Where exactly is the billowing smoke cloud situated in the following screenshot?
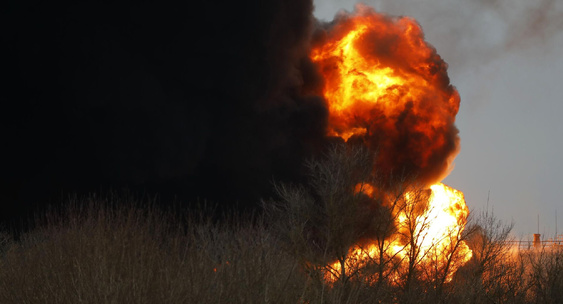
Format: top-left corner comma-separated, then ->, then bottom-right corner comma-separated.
1,0 -> 464,228
1,0 -> 328,225
311,5 -> 460,187
348,0 -> 563,68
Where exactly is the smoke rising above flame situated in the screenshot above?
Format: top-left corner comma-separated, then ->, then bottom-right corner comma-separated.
312,5 -> 460,186
311,5 -> 471,284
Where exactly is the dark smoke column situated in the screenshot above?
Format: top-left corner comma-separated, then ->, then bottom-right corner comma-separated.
1,0 -> 328,227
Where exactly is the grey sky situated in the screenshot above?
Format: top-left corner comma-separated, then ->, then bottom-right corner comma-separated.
313,0 -> 563,238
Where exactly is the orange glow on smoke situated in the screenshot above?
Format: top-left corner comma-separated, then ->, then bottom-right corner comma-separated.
312,5 -> 460,185
312,6 -> 470,284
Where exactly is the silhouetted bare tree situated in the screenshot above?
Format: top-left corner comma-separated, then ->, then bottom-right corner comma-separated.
264,144 -> 378,286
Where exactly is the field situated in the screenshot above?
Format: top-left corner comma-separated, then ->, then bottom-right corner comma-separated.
0,194 -> 562,304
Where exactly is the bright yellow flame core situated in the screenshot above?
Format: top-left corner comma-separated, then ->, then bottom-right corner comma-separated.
420,183 -> 470,253
311,22 -> 442,142
312,25 -> 408,113
327,183 -> 472,283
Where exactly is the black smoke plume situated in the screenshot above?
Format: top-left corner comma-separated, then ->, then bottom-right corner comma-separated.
1,0 -> 328,227
2,1 -> 463,231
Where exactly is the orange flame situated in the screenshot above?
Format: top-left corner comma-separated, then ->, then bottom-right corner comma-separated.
312,5 -> 460,186
327,183 -> 472,283
311,6 -> 471,284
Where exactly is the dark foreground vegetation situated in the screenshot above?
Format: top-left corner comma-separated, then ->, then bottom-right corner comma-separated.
0,198 -> 561,303
1,147 -> 561,303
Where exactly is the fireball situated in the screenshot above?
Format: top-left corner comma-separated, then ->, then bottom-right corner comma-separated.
311,5 -> 471,284
312,5 -> 460,186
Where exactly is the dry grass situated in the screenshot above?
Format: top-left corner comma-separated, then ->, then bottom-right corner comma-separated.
1,196 -> 562,304
0,197 -> 309,304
